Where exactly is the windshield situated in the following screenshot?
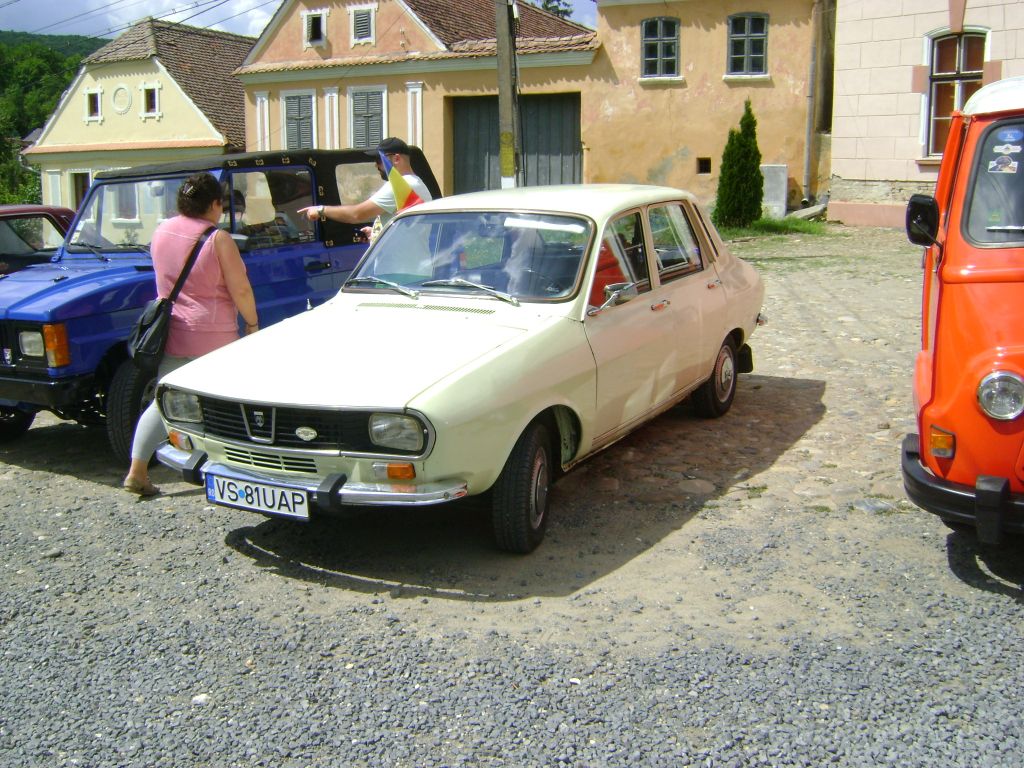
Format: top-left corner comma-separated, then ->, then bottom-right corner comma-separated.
69,177 -> 189,253
0,215 -> 64,255
965,120 -> 1024,245
349,211 -> 592,302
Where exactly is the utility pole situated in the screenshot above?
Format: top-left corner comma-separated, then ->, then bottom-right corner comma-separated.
495,0 -> 521,188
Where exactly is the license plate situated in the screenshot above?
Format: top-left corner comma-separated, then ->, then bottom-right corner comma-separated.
206,474 -> 310,520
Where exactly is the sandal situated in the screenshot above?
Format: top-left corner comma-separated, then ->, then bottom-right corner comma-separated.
122,477 -> 160,497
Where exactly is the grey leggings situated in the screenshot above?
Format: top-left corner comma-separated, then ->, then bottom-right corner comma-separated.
129,355 -> 195,462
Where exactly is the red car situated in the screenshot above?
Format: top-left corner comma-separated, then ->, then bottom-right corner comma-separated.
0,204 -> 75,275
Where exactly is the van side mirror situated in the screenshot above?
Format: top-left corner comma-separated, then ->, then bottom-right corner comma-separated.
906,194 -> 940,247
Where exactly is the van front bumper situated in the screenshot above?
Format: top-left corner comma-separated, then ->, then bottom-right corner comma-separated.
901,434 -> 1024,544
155,442 -> 468,516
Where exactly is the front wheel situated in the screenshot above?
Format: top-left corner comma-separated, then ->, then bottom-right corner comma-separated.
0,407 -> 35,442
693,338 -> 737,418
106,360 -> 157,462
490,422 -> 553,554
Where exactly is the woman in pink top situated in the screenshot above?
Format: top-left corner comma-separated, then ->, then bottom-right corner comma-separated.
123,173 -> 258,496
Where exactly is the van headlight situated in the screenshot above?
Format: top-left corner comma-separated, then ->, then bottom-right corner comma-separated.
368,413 -> 425,452
160,388 -> 202,423
18,330 -> 44,358
977,371 -> 1024,421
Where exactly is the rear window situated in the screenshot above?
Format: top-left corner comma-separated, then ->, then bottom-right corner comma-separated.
965,120 -> 1024,245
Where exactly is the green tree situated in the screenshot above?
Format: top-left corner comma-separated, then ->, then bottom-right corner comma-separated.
713,99 -> 764,228
541,0 -> 573,20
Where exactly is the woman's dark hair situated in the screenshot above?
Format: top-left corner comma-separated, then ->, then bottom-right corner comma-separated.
176,172 -> 222,217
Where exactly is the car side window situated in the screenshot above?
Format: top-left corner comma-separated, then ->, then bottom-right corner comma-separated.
609,212 -> 650,288
227,168 -> 316,251
649,204 -> 703,281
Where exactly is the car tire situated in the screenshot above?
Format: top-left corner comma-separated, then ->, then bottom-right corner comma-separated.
107,360 -> 157,463
490,421 -> 552,554
0,407 -> 35,442
694,338 -> 738,418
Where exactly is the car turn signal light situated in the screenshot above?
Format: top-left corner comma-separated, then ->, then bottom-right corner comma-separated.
373,462 -> 416,481
928,426 -> 955,459
42,324 -> 70,367
168,430 -> 194,452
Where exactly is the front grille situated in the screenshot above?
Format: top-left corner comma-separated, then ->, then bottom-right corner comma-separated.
0,323 -> 13,366
199,396 -> 390,453
223,446 -> 318,474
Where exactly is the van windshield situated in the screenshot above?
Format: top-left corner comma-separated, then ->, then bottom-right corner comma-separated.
965,120 -> 1024,245
68,177 -> 188,253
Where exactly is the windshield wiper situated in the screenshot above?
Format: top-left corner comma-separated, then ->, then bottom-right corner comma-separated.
346,275 -> 419,299
68,242 -> 109,262
420,277 -> 520,306
986,225 -> 1024,232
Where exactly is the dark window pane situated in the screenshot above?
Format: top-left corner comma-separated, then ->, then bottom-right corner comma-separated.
750,17 -> 766,35
963,35 -> 985,72
750,55 -> 765,74
961,78 -> 983,107
933,37 -> 958,74
731,17 -> 746,35
643,19 -> 658,38
750,39 -> 765,56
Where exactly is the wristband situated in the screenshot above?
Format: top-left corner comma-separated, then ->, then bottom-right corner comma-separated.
317,205 -> 325,220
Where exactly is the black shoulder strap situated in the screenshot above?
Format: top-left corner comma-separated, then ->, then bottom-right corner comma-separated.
167,225 -> 217,303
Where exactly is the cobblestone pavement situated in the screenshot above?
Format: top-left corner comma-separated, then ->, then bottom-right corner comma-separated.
2,224 -> 1022,767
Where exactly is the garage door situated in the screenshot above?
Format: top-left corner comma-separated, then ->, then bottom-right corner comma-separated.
452,93 -> 582,194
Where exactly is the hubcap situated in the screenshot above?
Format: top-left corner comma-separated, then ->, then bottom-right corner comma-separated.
529,448 -> 549,530
715,349 -> 735,402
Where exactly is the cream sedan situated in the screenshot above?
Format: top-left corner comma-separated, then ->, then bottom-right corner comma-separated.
156,185 -> 765,553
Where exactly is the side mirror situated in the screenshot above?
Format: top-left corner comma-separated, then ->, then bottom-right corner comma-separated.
588,282 -> 638,316
906,194 -> 940,247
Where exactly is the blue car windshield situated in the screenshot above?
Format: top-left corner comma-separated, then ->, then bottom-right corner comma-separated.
350,211 -> 593,302
68,177 -> 191,253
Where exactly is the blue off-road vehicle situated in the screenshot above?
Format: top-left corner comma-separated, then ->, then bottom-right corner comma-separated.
0,149 -> 439,459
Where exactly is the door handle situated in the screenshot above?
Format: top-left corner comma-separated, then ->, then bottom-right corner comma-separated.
650,299 -> 671,312
305,261 -> 331,272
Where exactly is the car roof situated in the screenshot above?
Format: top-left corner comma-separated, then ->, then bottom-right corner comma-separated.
404,184 -> 696,221
964,75 -> 1024,117
0,204 -> 75,222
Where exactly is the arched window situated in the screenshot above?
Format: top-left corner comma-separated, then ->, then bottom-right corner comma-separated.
929,33 -> 985,154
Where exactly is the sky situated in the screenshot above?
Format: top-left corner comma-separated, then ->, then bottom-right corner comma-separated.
0,0 -> 598,41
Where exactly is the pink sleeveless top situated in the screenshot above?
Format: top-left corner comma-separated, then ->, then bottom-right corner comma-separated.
151,216 -> 240,357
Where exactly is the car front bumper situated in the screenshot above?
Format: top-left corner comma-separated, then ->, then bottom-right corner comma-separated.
0,370 -> 96,409
156,442 -> 469,516
901,434 -> 1024,544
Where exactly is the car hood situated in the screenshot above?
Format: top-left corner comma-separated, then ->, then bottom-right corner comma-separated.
162,295 -> 565,408
0,258 -> 153,321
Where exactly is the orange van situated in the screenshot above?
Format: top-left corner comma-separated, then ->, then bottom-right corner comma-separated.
903,76 -> 1024,544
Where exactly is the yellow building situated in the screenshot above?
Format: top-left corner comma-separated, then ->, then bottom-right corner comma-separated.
23,19 -> 254,210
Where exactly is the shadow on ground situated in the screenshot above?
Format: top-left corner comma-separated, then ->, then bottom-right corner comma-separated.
220,374 -> 827,601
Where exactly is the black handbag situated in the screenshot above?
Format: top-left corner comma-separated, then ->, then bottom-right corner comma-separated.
128,225 -> 216,371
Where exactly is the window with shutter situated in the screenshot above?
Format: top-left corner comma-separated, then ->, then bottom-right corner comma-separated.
301,8 -> 329,48
351,89 -> 384,148
350,6 -> 375,45
284,94 -> 314,150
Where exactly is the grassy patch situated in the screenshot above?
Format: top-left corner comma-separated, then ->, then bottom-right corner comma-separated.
719,218 -> 829,240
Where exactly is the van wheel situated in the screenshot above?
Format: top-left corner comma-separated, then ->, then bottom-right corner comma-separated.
0,407 -> 34,442
107,360 -> 157,462
694,338 -> 737,418
490,422 -> 552,554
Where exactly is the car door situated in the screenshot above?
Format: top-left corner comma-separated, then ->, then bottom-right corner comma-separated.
583,210 -> 679,446
648,201 -> 728,393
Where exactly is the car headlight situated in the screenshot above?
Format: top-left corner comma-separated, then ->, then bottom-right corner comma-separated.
18,330 -> 43,358
368,413 -> 425,452
977,371 -> 1024,421
160,389 -> 202,423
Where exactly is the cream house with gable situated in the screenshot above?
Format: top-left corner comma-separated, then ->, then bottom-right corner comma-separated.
24,19 -> 254,210
235,0 -> 599,194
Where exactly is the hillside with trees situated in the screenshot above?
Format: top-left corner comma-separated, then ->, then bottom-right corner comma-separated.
0,31 -> 104,203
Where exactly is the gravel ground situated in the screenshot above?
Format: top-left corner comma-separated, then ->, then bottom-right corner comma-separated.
2,224 -> 1023,767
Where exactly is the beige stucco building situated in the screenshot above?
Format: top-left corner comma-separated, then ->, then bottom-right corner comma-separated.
588,0 -> 835,209
830,0 -> 1024,226
24,20 -> 254,210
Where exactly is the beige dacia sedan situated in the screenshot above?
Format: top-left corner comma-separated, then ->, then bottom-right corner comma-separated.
156,184 -> 765,553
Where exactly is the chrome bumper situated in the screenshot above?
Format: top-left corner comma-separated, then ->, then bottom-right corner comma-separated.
156,443 -> 468,510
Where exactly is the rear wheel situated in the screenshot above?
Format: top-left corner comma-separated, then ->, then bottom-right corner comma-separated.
0,407 -> 34,442
490,422 -> 552,554
106,360 -> 157,462
693,338 -> 737,418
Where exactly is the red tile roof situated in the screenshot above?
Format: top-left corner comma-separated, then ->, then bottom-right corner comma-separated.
404,0 -> 594,47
